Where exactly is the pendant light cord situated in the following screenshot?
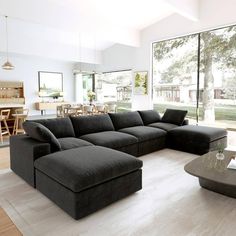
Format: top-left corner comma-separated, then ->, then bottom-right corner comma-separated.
5,16 -> 9,61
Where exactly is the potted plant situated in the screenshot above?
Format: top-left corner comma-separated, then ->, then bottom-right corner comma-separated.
87,90 -> 96,105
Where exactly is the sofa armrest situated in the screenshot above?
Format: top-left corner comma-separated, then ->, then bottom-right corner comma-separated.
182,119 -> 189,126
10,134 -> 51,187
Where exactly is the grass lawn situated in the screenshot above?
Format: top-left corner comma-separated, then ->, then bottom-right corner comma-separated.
154,103 -> 236,121
117,102 -> 132,112
114,101 -> 236,123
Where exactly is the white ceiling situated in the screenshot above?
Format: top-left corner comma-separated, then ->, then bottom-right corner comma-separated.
0,0 -> 199,62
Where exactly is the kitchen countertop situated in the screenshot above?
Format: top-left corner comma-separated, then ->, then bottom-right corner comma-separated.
0,104 -> 25,108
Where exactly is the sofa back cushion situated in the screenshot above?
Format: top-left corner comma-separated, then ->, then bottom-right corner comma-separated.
138,110 -> 161,125
161,109 -> 187,126
32,117 -> 75,138
70,114 -> 115,137
23,121 -> 61,152
109,111 -> 144,130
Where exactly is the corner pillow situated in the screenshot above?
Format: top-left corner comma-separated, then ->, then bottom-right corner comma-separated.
161,109 -> 187,126
23,121 -> 61,152
138,110 -> 161,125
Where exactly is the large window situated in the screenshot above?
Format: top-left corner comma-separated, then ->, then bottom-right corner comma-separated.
153,25 -> 236,129
95,70 -> 132,112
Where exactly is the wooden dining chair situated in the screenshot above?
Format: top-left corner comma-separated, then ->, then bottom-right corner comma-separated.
83,105 -> 94,115
0,109 -> 11,143
106,104 -> 117,113
95,104 -> 106,114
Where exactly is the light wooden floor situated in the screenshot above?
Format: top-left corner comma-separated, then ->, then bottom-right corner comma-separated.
1,148 -> 236,236
0,147 -> 22,235
0,147 -> 10,170
0,207 -> 22,236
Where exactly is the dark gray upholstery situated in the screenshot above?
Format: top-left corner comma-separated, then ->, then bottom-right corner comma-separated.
80,131 -> 138,149
162,109 -> 187,125
32,117 -> 75,138
10,109 -> 229,220
10,135 -> 51,187
70,114 -> 114,137
36,168 -> 142,219
58,137 -> 93,150
148,122 -> 178,131
182,119 -> 189,125
138,138 -> 166,156
118,126 -> 166,142
34,146 -> 143,192
109,111 -> 144,130
169,125 -> 227,142
23,121 -> 61,152
138,110 -> 161,125
168,125 -> 227,154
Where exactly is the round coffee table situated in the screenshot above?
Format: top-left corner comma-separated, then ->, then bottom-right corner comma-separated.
184,150 -> 236,198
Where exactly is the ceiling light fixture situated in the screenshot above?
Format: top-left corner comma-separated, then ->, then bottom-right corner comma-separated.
2,16 -> 14,70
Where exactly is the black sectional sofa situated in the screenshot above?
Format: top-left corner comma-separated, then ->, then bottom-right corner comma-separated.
10,109 -> 227,219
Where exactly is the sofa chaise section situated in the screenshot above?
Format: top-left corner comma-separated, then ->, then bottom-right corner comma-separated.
168,125 -> 227,155
34,146 -> 143,219
11,118 -> 94,187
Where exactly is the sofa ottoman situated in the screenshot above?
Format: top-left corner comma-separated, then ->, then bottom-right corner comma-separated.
168,125 -> 227,155
34,146 -> 143,219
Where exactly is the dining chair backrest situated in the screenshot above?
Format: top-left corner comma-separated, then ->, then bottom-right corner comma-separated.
106,104 -> 117,113
56,105 -> 63,117
0,109 -> 11,119
61,104 -> 72,116
96,104 -> 106,112
83,105 -> 93,113
15,108 -> 29,116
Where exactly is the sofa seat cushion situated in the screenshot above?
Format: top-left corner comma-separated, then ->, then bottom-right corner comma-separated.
32,117 -> 75,138
138,110 -> 161,125
109,111 -> 144,130
58,137 -> 93,150
34,146 -> 143,192
70,114 -> 114,137
119,126 -> 166,142
168,125 -> 227,143
80,131 -> 138,149
148,122 -> 178,131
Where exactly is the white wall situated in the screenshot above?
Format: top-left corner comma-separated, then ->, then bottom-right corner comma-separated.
100,0 -> 236,110
0,53 -> 75,115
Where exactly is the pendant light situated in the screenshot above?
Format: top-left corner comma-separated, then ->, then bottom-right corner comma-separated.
2,16 -> 14,70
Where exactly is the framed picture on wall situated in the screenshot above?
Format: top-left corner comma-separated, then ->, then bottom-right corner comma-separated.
38,71 -> 63,97
134,71 -> 148,95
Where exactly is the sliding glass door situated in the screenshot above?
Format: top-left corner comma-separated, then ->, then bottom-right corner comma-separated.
153,25 -> 236,129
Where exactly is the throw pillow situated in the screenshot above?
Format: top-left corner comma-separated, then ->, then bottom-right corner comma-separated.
138,110 -> 161,125
161,109 -> 187,126
23,121 -> 61,152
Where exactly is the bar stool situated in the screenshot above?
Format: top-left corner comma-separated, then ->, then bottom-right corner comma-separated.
12,108 -> 29,135
0,109 -> 11,144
